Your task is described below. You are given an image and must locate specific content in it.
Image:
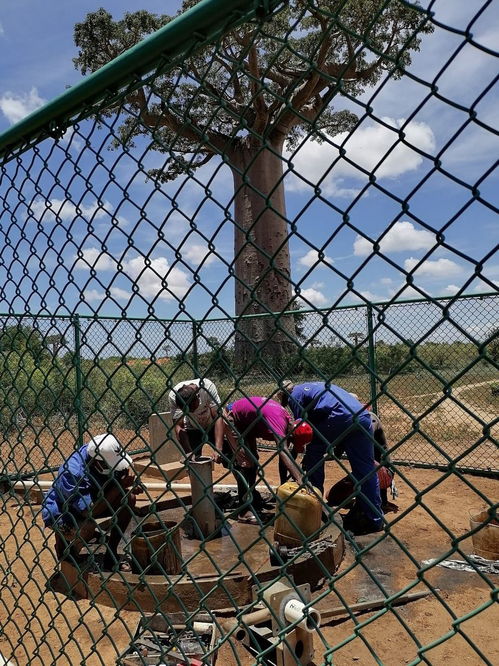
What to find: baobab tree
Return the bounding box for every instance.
[73,1,431,368]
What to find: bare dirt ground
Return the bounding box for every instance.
[0,459,497,666]
[0,379,497,665]
[3,376,496,480]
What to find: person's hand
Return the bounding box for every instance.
[119,471,135,489]
[131,482,145,496]
[211,451,222,465]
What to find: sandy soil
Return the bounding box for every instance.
[0,460,497,666]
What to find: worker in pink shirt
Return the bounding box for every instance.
[223,397,310,524]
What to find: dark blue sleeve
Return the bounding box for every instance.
[289,385,319,418]
[56,471,93,514]
[53,452,93,514]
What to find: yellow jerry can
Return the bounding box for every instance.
[274,481,322,547]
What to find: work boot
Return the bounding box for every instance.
[342,508,383,536]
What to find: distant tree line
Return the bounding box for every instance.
[0,324,496,433]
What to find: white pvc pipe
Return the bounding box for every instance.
[283,599,321,632]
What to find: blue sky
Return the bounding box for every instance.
[0,0,497,340]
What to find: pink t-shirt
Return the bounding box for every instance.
[230,397,291,441]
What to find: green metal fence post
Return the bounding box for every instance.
[366,304,379,414]
[192,321,200,377]
[72,314,85,450]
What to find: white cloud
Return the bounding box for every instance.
[380,277,393,285]
[287,117,435,196]
[60,128,83,152]
[0,87,46,124]
[360,290,380,302]
[390,284,430,300]
[482,263,499,279]
[83,289,104,303]
[80,254,192,302]
[0,22,4,36]
[125,256,191,301]
[473,279,499,293]
[404,256,462,279]
[30,197,113,224]
[354,221,435,257]
[83,286,131,303]
[442,284,460,295]
[110,287,130,300]
[183,243,219,267]
[75,247,116,271]
[297,287,328,306]
[299,249,333,268]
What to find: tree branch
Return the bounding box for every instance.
[213,55,244,104]
[247,44,268,133]
[127,87,226,153]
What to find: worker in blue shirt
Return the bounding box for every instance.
[42,434,140,571]
[280,382,383,535]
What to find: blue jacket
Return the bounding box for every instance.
[289,383,367,424]
[42,445,97,526]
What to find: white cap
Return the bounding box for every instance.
[86,434,132,472]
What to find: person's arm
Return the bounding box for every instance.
[56,455,93,515]
[210,406,224,463]
[168,388,181,420]
[173,419,194,456]
[203,378,221,406]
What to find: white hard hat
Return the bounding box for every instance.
[86,434,132,472]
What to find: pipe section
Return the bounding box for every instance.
[189,456,217,538]
[283,599,321,632]
[12,480,275,493]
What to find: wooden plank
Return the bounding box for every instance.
[134,491,192,517]
[133,459,188,482]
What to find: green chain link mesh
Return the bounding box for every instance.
[0,0,497,664]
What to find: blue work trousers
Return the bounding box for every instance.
[302,411,382,526]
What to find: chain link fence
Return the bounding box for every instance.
[2,293,497,479]
[0,0,498,664]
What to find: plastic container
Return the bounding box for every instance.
[131,519,182,575]
[470,510,499,560]
[274,481,322,547]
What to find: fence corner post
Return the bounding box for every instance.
[72,314,85,450]
[192,320,199,377]
[366,304,378,414]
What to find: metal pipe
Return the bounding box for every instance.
[220,608,271,632]
[72,314,85,450]
[12,480,275,492]
[221,589,434,632]
[189,456,217,538]
[366,303,379,414]
[0,0,282,160]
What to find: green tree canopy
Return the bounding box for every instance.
[73,1,432,367]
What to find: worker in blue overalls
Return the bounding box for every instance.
[279,382,383,535]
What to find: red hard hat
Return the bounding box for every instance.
[291,419,313,453]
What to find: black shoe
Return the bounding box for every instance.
[343,510,383,536]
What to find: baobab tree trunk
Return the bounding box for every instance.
[229,138,297,373]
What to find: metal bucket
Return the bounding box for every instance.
[131,519,182,574]
[470,510,499,560]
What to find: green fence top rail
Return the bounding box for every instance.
[0,291,496,325]
[0,0,283,163]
